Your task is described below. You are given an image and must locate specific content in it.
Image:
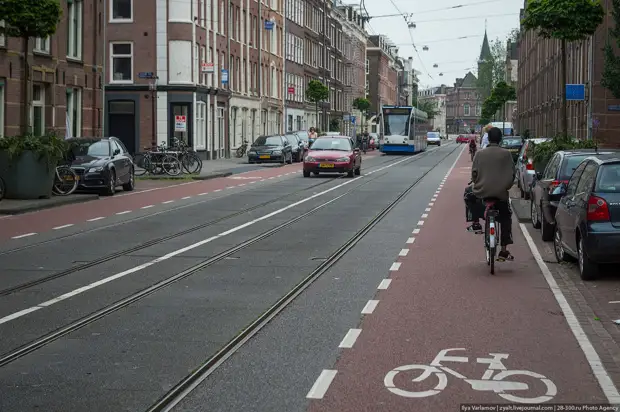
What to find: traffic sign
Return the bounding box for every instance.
[174,115,187,132]
[351,116,356,124]
[566,84,585,101]
[287,86,295,94]
[202,62,214,73]
[138,72,155,79]
[221,69,229,84]
[264,20,274,30]
[343,114,350,121]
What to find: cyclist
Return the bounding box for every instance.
[468,136,477,160]
[361,131,369,153]
[471,127,515,261]
[464,183,484,234]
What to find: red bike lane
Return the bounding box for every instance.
[0,163,303,240]
[306,149,619,410]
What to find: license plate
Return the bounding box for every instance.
[259,155,270,159]
[509,149,518,152]
[64,175,79,181]
[319,163,334,168]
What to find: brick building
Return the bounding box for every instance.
[445,72,481,134]
[516,0,620,146]
[285,0,306,131]
[366,35,398,117]
[0,0,103,139]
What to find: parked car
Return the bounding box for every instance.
[68,137,135,196]
[285,133,306,162]
[456,135,470,144]
[294,130,310,149]
[553,154,620,280]
[531,150,620,241]
[247,135,294,164]
[427,131,441,146]
[515,137,552,200]
[499,136,524,163]
[303,136,362,177]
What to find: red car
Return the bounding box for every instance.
[456,135,470,144]
[303,136,362,177]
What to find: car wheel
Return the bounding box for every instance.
[553,226,571,263]
[578,236,599,280]
[303,170,310,177]
[531,201,541,229]
[541,208,554,241]
[122,168,135,191]
[104,169,116,196]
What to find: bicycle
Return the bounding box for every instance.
[133,143,182,176]
[384,348,557,403]
[169,138,202,174]
[470,148,476,161]
[234,139,249,158]
[0,176,5,201]
[52,165,79,196]
[484,199,501,275]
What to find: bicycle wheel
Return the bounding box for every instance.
[53,166,78,196]
[133,153,151,176]
[162,154,182,176]
[489,215,496,275]
[182,152,202,174]
[0,176,5,201]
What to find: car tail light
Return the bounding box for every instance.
[548,180,569,192]
[489,226,495,236]
[525,160,534,170]
[587,195,610,221]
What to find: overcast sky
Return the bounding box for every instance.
[359,0,523,90]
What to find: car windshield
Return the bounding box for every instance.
[285,134,298,143]
[560,155,591,180]
[296,131,309,141]
[71,140,110,157]
[500,139,521,147]
[254,136,282,146]
[384,114,409,136]
[310,138,351,151]
[596,163,620,192]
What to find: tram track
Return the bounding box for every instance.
[144,142,461,412]
[0,144,456,371]
[0,154,409,297]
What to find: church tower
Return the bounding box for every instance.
[477,21,494,100]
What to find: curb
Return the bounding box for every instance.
[0,194,100,215]
[509,196,531,223]
[136,172,233,181]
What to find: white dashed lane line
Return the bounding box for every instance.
[389,262,401,271]
[141,205,154,209]
[361,300,379,314]
[116,211,131,215]
[87,217,105,222]
[53,224,74,230]
[181,196,192,199]
[306,370,338,399]
[11,233,37,239]
[417,220,425,226]
[162,200,174,204]
[398,249,409,256]
[406,237,415,244]
[338,329,362,348]
[378,279,392,289]
[413,228,420,234]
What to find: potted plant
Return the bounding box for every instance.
[0,132,68,199]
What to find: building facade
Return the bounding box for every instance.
[505,38,518,128]
[445,72,481,134]
[366,35,398,117]
[418,85,447,135]
[0,0,103,139]
[284,0,306,132]
[323,2,345,132]
[516,1,620,145]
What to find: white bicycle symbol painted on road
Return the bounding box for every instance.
[384,348,557,404]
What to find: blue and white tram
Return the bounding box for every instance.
[379,105,430,154]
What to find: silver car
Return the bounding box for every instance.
[515,138,551,200]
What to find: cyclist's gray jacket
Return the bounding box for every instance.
[471,144,515,201]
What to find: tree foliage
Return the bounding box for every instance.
[352,97,371,113]
[479,81,516,125]
[0,0,62,38]
[416,99,440,120]
[522,0,605,136]
[306,80,329,104]
[602,0,620,98]
[476,38,506,100]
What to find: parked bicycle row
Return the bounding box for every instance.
[133,138,203,176]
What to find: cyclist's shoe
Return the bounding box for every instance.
[497,250,514,261]
[467,223,483,234]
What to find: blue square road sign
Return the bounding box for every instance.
[566,84,585,101]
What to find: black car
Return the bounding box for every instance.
[285,133,306,162]
[68,137,135,195]
[499,136,523,163]
[553,154,620,280]
[247,135,294,164]
[531,149,620,241]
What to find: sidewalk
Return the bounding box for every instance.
[306,147,619,410]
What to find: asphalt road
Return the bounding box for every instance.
[0,144,459,412]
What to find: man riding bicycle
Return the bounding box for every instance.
[361,132,369,153]
[468,137,477,160]
[470,127,515,261]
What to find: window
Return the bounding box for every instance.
[0,21,5,47]
[34,37,50,53]
[111,0,132,21]
[196,101,206,149]
[66,87,82,138]
[463,103,470,116]
[31,84,45,137]
[67,0,83,59]
[110,42,133,83]
[0,80,4,137]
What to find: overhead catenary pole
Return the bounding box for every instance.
[587,32,594,140]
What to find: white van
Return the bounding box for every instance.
[426,131,441,146]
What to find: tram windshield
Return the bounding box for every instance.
[383,114,410,136]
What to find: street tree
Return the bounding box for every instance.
[416,99,440,120]
[352,97,371,130]
[306,80,329,131]
[479,81,516,128]
[0,0,62,135]
[522,0,605,137]
[477,37,505,100]
[602,0,620,98]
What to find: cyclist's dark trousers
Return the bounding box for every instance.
[464,186,484,222]
[489,200,514,247]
